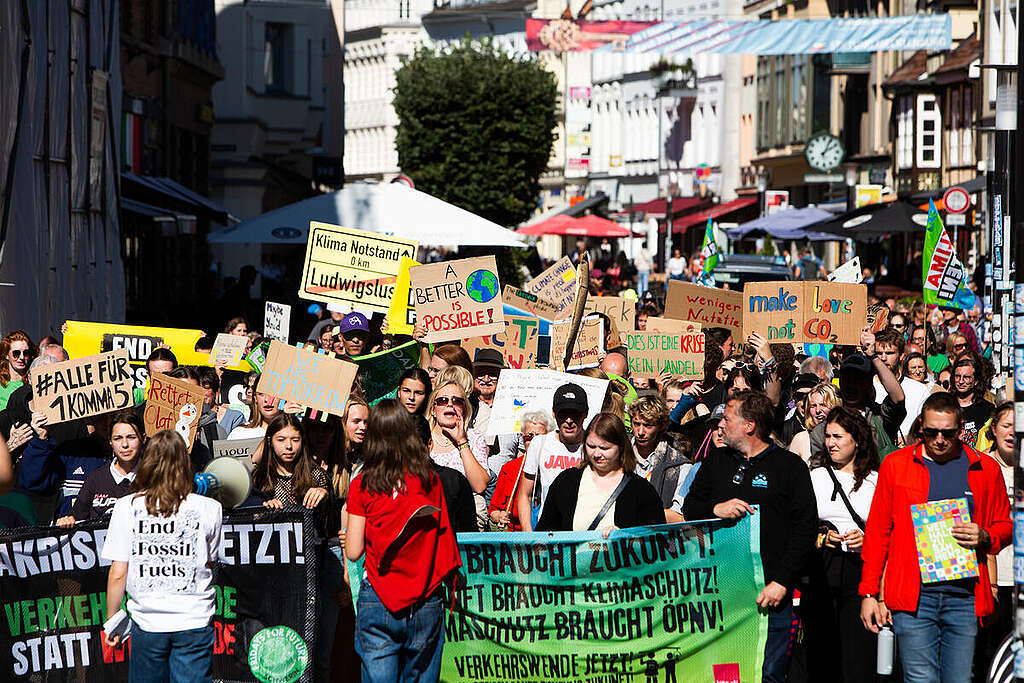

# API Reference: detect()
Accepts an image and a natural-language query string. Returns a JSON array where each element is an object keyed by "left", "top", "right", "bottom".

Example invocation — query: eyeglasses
[
  {"left": 434, "top": 396, "right": 466, "bottom": 410},
  {"left": 920, "top": 427, "right": 959, "bottom": 440},
  {"left": 732, "top": 461, "right": 752, "bottom": 486}
]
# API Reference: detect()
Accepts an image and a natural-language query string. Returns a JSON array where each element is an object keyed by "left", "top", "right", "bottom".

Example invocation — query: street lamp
[
  {"left": 756, "top": 168, "right": 768, "bottom": 217},
  {"left": 845, "top": 165, "right": 857, "bottom": 212}
]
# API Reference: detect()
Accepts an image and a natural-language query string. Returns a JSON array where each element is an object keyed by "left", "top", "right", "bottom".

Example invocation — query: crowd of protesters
[{"left": 0, "top": 244, "right": 1010, "bottom": 683}]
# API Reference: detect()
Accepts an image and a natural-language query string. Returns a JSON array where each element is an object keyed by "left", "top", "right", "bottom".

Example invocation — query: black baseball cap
[
  {"left": 840, "top": 354, "right": 874, "bottom": 376},
  {"left": 552, "top": 383, "right": 588, "bottom": 414},
  {"left": 792, "top": 372, "right": 820, "bottom": 393}
]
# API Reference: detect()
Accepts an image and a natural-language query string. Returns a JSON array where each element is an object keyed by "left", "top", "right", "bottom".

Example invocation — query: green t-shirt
[
  {"left": 0, "top": 380, "right": 23, "bottom": 411},
  {"left": 927, "top": 354, "right": 949, "bottom": 374}
]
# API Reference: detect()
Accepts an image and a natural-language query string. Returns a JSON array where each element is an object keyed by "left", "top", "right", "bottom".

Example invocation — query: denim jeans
[
  {"left": 317, "top": 544, "right": 346, "bottom": 682},
  {"left": 129, "top": 623, "right": 213, "bottom": 683},
  {"left": 762, "top": 595, "right": 794, "bottom": 683},
  {"left": 354, "top": 581, "right": 444, "bottom": 683},
  {"left": 892, "top": 589, "right": 977, "bottom": 683},
  {"left": 636, "top": 270, "right": 650, "bottom": 296}
]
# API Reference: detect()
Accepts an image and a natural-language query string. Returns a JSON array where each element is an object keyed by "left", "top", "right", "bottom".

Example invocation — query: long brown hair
[
  {"left": 132, "top": 430, "right": 194, "bottom": 516},
  {"left": 811, "top": 406, "right": 879, "bottom": 492},
  {"left": 580, "top": 413, "right": 636, "bottom": 473},
  {"left": 254, "top": 413, "right": 320, "bottom": 501},
  {"left": 359, "top": 400, "right": 435, "bottom": 496},
  {"left": 0, "top": 330, "right": 36, "bottom": 386}
]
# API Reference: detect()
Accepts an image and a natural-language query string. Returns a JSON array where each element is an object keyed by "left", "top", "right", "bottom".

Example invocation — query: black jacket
[
  {"left": 536, "top": 468, "right": 665, "bottom": 532},
  {"left": 433, "top": 464, "right": 478, "bottom": 533},
  {"left": 682, "top": 444, "right": 816, "bottom": 589}
]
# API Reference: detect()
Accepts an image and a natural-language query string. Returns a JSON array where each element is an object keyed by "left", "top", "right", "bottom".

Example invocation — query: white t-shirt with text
[
  {"left": 102, "top": 493, "right": 223, "bottom": 632},
  {"left": 523, "top": 433, "right": 584, "bottom": 516}
]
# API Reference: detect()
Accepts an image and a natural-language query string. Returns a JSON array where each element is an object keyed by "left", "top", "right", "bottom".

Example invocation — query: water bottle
[{"left": 876, "top": 625, "right": 894, "bottom": 675}]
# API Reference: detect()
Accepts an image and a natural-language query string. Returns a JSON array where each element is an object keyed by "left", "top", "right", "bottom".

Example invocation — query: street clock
[{"left": 804, "top": 134, "right": 845, "bottom": 172}]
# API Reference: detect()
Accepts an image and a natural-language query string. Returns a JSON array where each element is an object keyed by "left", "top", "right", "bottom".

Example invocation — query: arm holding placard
[
  {"left": 862, "top": 328, "right": 905, "bottom": 405},
  {"left": 747, "top": 332, "right": 781, "bottom": 406}
]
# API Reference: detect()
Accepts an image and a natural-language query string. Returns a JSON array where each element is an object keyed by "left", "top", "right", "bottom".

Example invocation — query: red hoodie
[
  {"left": 859, "top": 441, "right": 1011, "bottom": 617},
  {"left": 348, "top": 471, "right": 462, "bottom": 613}
]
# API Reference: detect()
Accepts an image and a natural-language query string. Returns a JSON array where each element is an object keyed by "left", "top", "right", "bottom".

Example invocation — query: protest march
[{"left": 0, "top": 202, "right": 1013, "bottom": 683}]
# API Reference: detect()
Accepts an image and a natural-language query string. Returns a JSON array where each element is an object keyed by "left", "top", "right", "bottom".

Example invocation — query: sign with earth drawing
[{"left": 410, "top": 256, "right": 505, "bottom": 343}]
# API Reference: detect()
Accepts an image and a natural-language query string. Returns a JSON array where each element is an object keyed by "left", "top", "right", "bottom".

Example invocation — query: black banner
[{"left": 0, "top": 508, "right": 317, "bottom": 682}]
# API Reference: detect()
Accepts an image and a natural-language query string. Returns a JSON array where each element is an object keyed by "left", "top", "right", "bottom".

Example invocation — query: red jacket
[
  {"left": 348, "top": 472, "right": 462, "bottom": 613},
  {"left": 488, "top": 455, "right": 525, "bottom": 531},
  {"left": 859, "top": 441, "right": 1011, "bottom": 617}
]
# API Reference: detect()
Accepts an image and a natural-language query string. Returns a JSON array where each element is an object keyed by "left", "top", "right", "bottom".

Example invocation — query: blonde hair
[
  {"left": 803, "top": 382, "right": 841, "bottom": 430},
  {"left": 426, "top": 379, "right": 472, "bottom": 434},
  {"left": 132, "top": 431, "right": 194, "bottom": 516},
  {"left": 628, "top": 396, "right": 669, "bottom": 427},
  {"left": 434, "top": 365, "right": 473, "bottom": 398},
  {"left": 331, "top": 394, "right": 370, "bottom": 497}
]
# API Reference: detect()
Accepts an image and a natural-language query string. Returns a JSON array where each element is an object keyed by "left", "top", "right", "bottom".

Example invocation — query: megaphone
[{"left": 194, "top": 457, "right": 252, "bottom": 508}]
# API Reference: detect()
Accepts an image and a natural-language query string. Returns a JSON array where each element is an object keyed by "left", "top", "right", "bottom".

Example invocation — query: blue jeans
[
  {"left": 762, "top": 595, "right": 794, "bottom": 683},
  {"left": 637, "top": 270, "right": 650, "bottom": 296},
  {"left": 130, "top": 623, "right": 213, "bottom": 683},
  {"left": 892, "top": 589, "right": 977, "bottom": 683},
  {"left": 355, "top": 581, "right": 444, "bottom": 683},
  {"left": 317, "top": 545, "right": 346, "bottom": 682}
]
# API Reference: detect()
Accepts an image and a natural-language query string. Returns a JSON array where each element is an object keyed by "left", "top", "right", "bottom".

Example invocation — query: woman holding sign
[
  {"left": 57, "top": 410, "right": 148, "bottom": 526},
  {"left": 536, "top": 413, "right": 663, "bottom": 533}
]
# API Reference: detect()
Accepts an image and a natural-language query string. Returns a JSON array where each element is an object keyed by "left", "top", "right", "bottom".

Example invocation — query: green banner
[
  {"left": 444, "top": 517, "right": 766, "bottom": 683},
  {"left": 353, "top": 340, "right": 421, "bottom": 404}
]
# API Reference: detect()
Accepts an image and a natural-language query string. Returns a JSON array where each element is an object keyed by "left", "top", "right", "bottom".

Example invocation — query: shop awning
[
  {"left": 121, "top": 198, "right": 178, "bottom": 221},
  {"left": 805, "top": 201, "right": 929, "bottom": 238},
  {"left": 121, "top": 172, "right": 237, "bottom": 224},
  {"left": 527, "top": 15, "right": 952, "bottom": 54},
  {"left": 910, "top": 176, "right": 985, "bottom": 207},
  {"left": 630, "top": 196, "right": 711, "bottom": 219},
  {"left": 672, "top": 197, "right": 757, "bottom": 232}
]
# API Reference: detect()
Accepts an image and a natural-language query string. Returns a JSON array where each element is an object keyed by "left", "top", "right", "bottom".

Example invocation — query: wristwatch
[{"left": 860, "top": 593, "right": 878, "bottom": 600}]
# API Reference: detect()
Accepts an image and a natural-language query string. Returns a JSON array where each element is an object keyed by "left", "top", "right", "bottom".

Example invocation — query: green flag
[
  {"left": 698, "top": 217, "right": 718, "bottom": 287},
  {"left": 922, "top": 199, "right": 975, "bottom": 310}
]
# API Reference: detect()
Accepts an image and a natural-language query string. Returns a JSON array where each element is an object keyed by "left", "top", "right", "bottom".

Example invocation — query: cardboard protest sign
[
  {"left": 144, "top": 372, "right": 205, "bottom": 448},
  {"left": 645, "top": 317, "right": 702, "bottom": 335},
  {"left": 353, "top": 340, "right": 421, "bottom": 404},
  {"left": 31, "top": 349, "right": 134, "bottom": 424},
  {"left": 63, "top": 321, "right": 248, "bottom": 388},
  {"left": 828, "top": 256, "right": 863, "bottom": 284},
  {"left": 298, "top": 221, "right": 418, "bottom": 313},
  {"left": 501, "top": 285, "right": 559, "bottom": 322},
  {"left": 584, "top": 296, "right": 635, "bottom": 334},
  {"left": 385, "top": 256, "right": 421, "bottom": 335},
  {"left": 462, "top": 316, "right": 541, "bottom": 370},
  {"left": 625, "top": 330, "right": 704, "bottom": 380},
  {"left": 486, "top": 369, "right": 609, "bottom": 439},
  {"left": 549, "top": 316, "right": 604, "bottom": 371},
  {"left": 866, "top": 303, "right": 890, "bottom": 333},
  {"left": 409, "top": 256, "right": 504, "bottom": 343},
  {"left": 663, "top": 280, "right": 743, "bottom": 339},
  {"left": 257, "top": 341, "right": 357, "bottom": 417},
  {"left": 209, "top": 333, "right": 248, "bottom": 366},
  {"left": 525, "top": 256, "right": 577, "bottom": 318},
  {"left": 263, "top": 301, "right": 291, "bottom": 343},
  {"left": 212, "top": 438, "right": 262, "bottom": 471},
  {"left": 742, "top": 281, "right": 867, "bottom": 345}
]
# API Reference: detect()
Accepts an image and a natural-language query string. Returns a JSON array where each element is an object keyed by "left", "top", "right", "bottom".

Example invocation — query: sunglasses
[
  {"left": 434, "top": 396, "right": 466, "bottom": 410},
  {"left": 9, "top": 350, "right": 27, "bottom": 358},
  {"left": 939, "top": 380, "right": 950, "bottom": 388},
  {"left": 952, "top": 343, "right": 967, "bottom": 350},
  {"left": 732, "top": 461, "right": 752, "bottom": 486},
  {"left": 920, "top": 427, "right": 959, "bottom": 440}
]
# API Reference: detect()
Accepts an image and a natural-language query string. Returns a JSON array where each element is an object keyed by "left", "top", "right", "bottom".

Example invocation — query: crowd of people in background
[{"left": 0, "top": 236, "right": 1010, "bottom": 683}]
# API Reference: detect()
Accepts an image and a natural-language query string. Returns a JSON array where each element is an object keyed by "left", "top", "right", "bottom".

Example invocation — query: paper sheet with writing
[
  {"left": 486, "top": 369, "right": 609, "bottom": 439},
  {"left": 209, "top": 333, "right": 248, "bottom": 366},
  {"left": 910, "top": 497, "right": 979, "bottom": 583},
  {"left": 525, "top": 256, "right": 577, "bottom": 319}
]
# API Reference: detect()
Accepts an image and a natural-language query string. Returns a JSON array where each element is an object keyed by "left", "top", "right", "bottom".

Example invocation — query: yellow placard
[
  {"left": 298, "top": 221, "right": 418, "bottom": 313},
  {"left": 385, "top": 256, "right": 421, "bottom": 335},
  {"left": 62, "top": 321, "right": 247, "bottom": 389}
]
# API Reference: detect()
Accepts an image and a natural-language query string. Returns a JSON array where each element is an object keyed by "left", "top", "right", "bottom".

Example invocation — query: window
[
  {"left": 896, "top": 95, "right": 914, "bottom": 170},
  {"left": 916, "top": 94, "right": 941, "bottom": 169},
  {"left": 264, "top": 23, "right": 290, "bottom": 93},
  {"left": 960, "top": 85, "right": 973, "bottom": 166},
  {"left": 948, "top": 89, "right": 960, "bottom": 167}
]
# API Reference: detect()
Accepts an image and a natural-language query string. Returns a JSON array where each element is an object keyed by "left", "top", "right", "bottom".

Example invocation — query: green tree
[{"left": 392, "top": 37, "right": 558, "bottom": 285}]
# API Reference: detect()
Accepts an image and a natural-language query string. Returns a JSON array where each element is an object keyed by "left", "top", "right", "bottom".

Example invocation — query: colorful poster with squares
[{"left": 910, "top": 497, "right": 979, "bottom": 584}]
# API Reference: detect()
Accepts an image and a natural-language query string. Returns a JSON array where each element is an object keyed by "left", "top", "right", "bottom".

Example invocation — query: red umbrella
[{"left": 518, "top": 213, "right": 632, "bottom": 237}]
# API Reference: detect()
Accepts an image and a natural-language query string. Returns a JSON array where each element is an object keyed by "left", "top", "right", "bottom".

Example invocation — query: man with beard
[
  {"left": 683, "top": 390, "right": 816, "bottom": 683},
  {"left": 951, "top": 355, "right": 993, "bottom": 449},
  {"left": 468, "top": 349, "right": 503, "bottom": 436}
]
